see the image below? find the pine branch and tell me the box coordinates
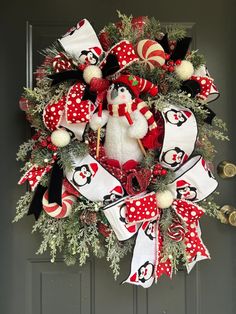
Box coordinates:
[13,191,34,222]
[16,139,36,161]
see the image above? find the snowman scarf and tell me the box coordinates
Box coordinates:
[108,100,157,130]
[108,100,158,149]
[103,155,218,288]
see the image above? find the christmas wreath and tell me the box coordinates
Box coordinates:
[15,13,229,288]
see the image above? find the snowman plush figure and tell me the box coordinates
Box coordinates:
[90,75,158,165]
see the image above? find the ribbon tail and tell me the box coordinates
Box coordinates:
[155,225,173,280]
[185,222,210,273]
[48,70,84,86]
[27,184,47,220]
[48,161,64,206]
[171,37,192,61]
[123,220,157,288]
[157,33,170,54]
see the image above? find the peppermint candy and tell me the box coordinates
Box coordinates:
[43,184,76,218]
[136,39,166,69]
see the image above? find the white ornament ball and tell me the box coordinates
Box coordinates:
[156,190,174,209]
[83,65,102,84]
[51,129,71,147]
[175,60,194,81]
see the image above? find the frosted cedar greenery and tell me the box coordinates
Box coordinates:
[15,12,228,283]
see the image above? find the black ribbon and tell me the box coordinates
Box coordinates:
[27,184,47,220]
[180,80,216,124]
[157,34,192,61]
[48,161,64,205]
[49,54,120,86]
[27,161,64,220]
[181,79,201,98]
[171,37,192,61]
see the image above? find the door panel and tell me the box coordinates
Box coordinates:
[1,1,235,313]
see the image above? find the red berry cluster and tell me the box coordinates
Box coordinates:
[32,132,58,156]
[39,136,58,152]
[162,55,182,73]
[152,164,168,177]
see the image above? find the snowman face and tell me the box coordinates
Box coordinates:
[107,83,133,106]
[73,165,92,187]
[177,186,197,201]
[138,262,154,283]
[165,109,187,126]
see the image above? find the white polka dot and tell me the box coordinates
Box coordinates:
[187,243,192,248]
[76,98,81,103]
[130,207,135,212]
[51,107,55,112]
[191,211,196,216]
[136,201,141,206]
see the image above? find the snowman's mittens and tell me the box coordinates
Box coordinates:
[89,110,109,131]
[128,115,148,139]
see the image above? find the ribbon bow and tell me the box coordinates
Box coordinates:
[104,189,211,288]
[43,40,138,131]
[123,194,209,288]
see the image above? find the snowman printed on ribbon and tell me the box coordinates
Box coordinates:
[66,154,124,203]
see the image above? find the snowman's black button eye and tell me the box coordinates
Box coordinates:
[120,88,125,92]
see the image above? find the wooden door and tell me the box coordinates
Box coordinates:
[1,0,235,313]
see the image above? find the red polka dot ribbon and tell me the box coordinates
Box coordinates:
[125,192,159,224]
[191,75,214,100]
[172,199,210,264]
[43,40,138,131]
[18,164,52,191]
[105,192,210,287]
